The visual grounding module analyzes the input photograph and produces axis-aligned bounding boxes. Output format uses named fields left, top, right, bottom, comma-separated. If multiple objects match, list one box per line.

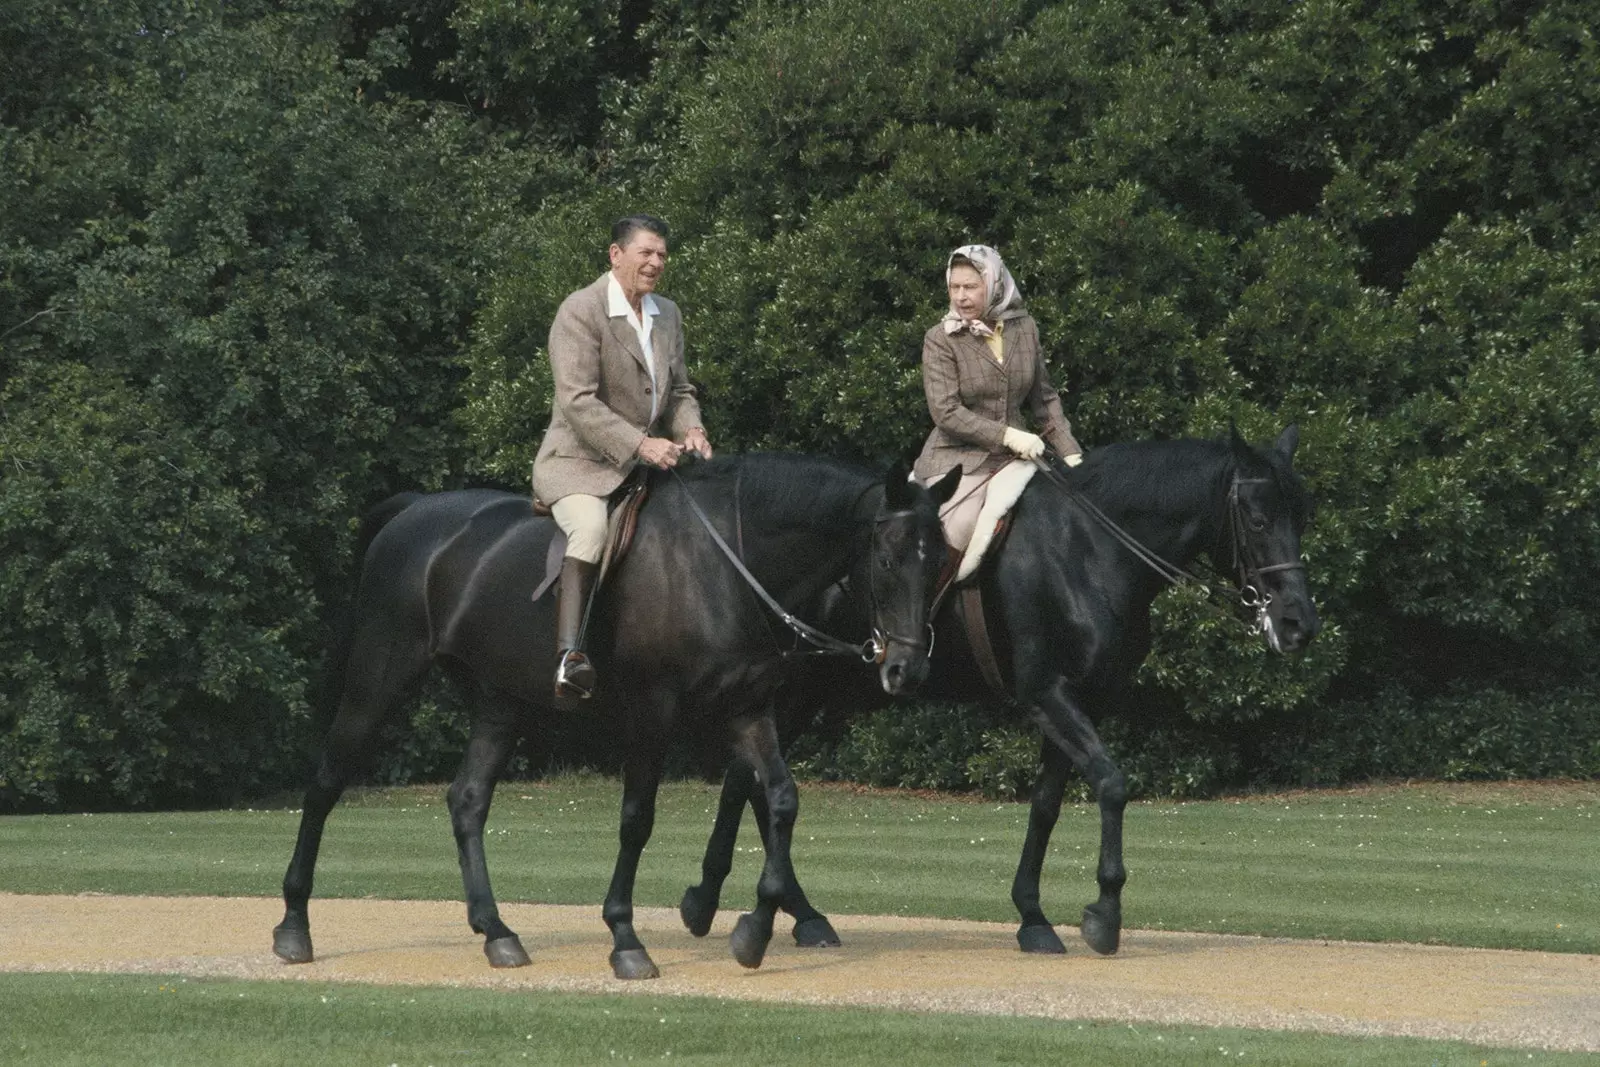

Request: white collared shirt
left=606, top=271, right=662, bottom=423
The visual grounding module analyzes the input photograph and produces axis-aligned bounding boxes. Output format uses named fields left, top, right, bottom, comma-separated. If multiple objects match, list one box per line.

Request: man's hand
left=637, top=436, right=684, bottom=469
left=681, top=427, right=714, bottom=460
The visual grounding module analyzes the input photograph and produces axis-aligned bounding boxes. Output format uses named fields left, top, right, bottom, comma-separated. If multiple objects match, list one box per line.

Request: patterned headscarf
left=942, top=244, right=1024, bottom=337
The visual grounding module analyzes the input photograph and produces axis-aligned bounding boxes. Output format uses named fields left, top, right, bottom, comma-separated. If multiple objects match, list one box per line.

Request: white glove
left=1003, top=427, right=1046, bottom=460
left=1063, top=452, right=1084, bottom=467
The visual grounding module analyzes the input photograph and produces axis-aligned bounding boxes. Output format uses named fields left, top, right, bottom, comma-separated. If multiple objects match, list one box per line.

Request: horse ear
left=884, top=461, right=912, bottom=509
left=1275, top=423, right=1300, bottom=462
left=1229, top=419, right=1251, bottom=460
left=930, top=466, right=962, bottom=506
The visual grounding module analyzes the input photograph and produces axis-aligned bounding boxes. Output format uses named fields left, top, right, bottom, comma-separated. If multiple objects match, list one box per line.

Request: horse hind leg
left=448, top=690, right=530, bottom=968
left=274, top=627, right=430, bottom=964
left=679, top=762, right=750, bottom=938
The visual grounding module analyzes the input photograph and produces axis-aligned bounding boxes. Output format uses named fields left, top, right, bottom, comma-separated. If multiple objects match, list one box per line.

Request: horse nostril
left=883, top=661, right=907, bottom=693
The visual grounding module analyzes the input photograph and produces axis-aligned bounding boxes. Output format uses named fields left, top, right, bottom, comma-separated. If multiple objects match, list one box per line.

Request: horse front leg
left=1023, top=678, right=1127, bottom=956
left=604, top=740, right=667, bottom=980
left=681, top=761, right=839, bottom=948
left=746, top=781, right=839, bottom=947
left=447, top=700, right=528, bottom=968
left=1011, top=739, right=1073, bottom=954
left=727, top=715, right=801, bottom=969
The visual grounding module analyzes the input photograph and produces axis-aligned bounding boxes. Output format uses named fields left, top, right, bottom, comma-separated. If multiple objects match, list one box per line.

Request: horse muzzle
left=1264, top=593, right=1320, bottom=655
left=877, top=628, right=935, bottom=695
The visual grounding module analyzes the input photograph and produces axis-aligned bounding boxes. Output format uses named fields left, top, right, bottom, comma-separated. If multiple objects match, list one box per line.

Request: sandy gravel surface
left=2, top=892, right=1596, bottom=1052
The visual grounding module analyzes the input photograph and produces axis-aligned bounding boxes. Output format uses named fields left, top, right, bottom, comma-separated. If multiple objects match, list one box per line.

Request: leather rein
left=670, top=467, right=926, bottom=664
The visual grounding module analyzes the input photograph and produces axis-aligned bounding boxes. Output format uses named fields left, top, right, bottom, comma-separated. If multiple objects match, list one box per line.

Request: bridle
left=1226, top=475, right=1308, bottom=633
left=1035, top=456, right=1307, bottom=635
left=672, top=467, right=931, bottom=664
left=856, top=503, right=937, bottom=665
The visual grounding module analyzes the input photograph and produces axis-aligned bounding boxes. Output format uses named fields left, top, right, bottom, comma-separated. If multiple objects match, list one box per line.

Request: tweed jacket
left=913, top=311, right=1081, bottom=482
left=532, top=273, right=703, bottom=502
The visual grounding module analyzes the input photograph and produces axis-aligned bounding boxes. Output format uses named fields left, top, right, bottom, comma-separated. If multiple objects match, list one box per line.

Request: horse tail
left=314, top=492, right=424, bottom=729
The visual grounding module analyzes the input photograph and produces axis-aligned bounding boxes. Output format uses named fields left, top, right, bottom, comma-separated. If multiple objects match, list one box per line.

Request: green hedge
left=4, top=0, right=1598, bottom=809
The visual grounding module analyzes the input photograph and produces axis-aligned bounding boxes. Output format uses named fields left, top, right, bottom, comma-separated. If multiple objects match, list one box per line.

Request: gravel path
left=2, top=892, right=1596, bottom=1052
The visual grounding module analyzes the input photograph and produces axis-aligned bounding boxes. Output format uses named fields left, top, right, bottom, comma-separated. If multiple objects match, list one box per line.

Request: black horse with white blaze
left=681, top=426, right=1320, bottom=956
left=272, top=453, right=958, bottom=979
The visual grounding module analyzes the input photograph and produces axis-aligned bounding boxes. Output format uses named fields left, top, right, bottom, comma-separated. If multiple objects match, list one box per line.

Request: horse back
left=356, top=491, right=557, bottom=673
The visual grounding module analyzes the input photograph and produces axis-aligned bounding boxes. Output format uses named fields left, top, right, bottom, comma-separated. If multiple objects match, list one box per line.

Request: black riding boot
left=554, top=557, right=598, bottom=699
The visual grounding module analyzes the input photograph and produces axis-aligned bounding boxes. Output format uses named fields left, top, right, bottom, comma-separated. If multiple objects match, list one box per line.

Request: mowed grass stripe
left=1, top=972, right=1589, bottom=1067
left=1, top=776, right=1594, bottom=952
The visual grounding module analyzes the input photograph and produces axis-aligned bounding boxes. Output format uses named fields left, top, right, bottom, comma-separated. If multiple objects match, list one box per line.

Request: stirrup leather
left=555, top=649, right=596, bottom=699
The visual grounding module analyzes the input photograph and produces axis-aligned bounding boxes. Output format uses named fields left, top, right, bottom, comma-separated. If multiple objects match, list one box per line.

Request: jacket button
left=644, top=386, right=653, bottom=394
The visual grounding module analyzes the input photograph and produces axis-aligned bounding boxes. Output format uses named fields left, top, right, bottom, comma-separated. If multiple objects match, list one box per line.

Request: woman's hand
left=1003, top=427, right=1046, bottom=460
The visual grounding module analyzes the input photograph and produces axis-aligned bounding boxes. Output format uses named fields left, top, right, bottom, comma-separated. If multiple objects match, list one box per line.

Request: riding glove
left=1003, top=427, right=1046, bottom=460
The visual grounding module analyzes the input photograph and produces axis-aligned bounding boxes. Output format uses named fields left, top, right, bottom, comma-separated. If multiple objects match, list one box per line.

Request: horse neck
left=700, top=459, right=876, bottom=609
left=1065, top=440, right=1235, bottom=573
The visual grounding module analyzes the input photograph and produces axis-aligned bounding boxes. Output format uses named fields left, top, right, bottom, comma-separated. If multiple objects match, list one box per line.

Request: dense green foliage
left=2, top=0, right=1595, bottom=809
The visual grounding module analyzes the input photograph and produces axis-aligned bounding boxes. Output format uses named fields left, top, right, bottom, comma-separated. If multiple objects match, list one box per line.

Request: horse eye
left=1249, top=515, right=1268, bottom=532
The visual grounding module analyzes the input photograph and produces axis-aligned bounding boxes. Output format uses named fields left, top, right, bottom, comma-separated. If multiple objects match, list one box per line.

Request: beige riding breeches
left=551, top=494, right=608, bottom=563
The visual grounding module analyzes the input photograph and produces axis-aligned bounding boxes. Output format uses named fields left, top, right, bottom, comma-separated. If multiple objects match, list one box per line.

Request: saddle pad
left=954, top=459, right=1036, bottom=581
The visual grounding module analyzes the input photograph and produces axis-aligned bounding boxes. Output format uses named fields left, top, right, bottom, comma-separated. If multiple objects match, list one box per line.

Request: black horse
left=272, top=454, right=959, bottom=979
left=680, top=425, right=1319, bottom=956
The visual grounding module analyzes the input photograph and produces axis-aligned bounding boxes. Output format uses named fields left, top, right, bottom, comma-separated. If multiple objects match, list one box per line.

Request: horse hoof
left=484, top=936, right=531, bottom=968
left=1017, top=923, right=1067, bottom=955
left=792, top=916, right=841, bottom=948
left=1080, top=905, right=1122, bottom=956
left=610, top=948, right=660, bottom=981
left=679, top=886, right=718, bottom=938
left=730, top=913, right=771, bottom=969
left=272, top=924, right=314, bottom=965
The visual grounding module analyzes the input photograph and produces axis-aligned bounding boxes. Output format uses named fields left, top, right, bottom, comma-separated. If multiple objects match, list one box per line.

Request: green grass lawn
left=1, top=775, right=1594, bottom=952
left=2, top=972, right=1591, bottom=1067
left=2, top=777, right=1596, bottom=1065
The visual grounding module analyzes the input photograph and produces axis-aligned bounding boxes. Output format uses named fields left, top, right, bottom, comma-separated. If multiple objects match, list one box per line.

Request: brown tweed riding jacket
left=913, top=311, right=1081, bottom=482
left=532, top=273, right=703, bottom=503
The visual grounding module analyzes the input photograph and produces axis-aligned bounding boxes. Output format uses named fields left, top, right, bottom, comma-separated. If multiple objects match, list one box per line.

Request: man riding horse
left=532, top=214, right=714, bottom=699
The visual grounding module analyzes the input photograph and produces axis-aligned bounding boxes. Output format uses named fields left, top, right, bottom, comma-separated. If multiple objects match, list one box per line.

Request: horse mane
left=669, top=453, right=878, bottom=529
left=1070, top=438, right=1232, bottom=518
left=1069, top=434, right=1310, bottom=525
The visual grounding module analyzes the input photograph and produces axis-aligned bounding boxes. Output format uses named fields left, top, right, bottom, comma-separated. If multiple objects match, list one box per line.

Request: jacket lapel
left=608, top=315, right=650, bottom=374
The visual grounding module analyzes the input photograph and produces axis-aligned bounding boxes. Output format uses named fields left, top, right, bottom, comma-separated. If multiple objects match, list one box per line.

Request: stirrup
left=555, top=649, right=597, bottom=699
